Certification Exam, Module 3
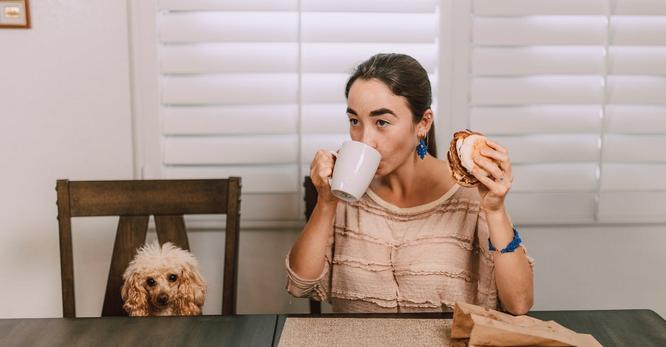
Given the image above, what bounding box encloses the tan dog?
[121,242,207,316]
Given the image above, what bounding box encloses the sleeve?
[285,230,335,303]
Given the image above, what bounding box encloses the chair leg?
[309,299,322,314]
[56,180,76,318]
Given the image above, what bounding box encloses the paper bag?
[451,302,602,347]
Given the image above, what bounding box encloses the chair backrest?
[303,176,322,314]
[55,178,242,317]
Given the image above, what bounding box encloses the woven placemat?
[277,317,454,347]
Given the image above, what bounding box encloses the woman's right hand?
[310,150,339,207]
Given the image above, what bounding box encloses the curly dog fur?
[121,242,207,316]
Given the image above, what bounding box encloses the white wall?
[0,0,134,318]
[524,225,666,317]
[0,0,664,320]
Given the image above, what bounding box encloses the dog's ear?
[121,272,150,316]
[176,260,207,315]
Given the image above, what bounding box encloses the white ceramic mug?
[328,141,381,202]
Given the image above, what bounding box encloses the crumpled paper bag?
[450,302,602,346]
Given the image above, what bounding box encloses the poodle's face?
[121,242,207,317]
[142,269,183,312]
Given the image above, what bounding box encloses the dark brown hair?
[345,53,437,157]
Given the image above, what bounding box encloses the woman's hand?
[310,150,339,207]
[471,139,513,213]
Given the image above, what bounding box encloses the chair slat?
[102,215,149,317]
[155,215,190,251]
[69,180,230,217]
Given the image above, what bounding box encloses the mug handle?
[327,150,338,187]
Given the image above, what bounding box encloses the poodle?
[121,241,207,316]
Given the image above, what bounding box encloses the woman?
[286,53,534,314]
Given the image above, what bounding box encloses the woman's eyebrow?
[346,107,397,118]
[369,108,397,118]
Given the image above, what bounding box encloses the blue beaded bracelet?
[489,228,522,254]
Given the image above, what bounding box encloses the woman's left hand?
[472,139,513,213]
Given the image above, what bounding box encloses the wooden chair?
[55,178,241,317]
[303,176,322,314]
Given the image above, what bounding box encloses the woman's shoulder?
[450,183,481,202]
[430,158,481,203]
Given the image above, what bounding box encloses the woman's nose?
[360,132,377,149]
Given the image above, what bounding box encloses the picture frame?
[0,0,30,29]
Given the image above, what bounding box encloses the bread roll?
[446,130,491,187]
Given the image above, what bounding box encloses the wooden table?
[0,314,276,347]
[1,310,665,346]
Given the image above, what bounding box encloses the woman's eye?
[376,120,390,127]
[349,118,359,126]
[168,274,178,282]
[146,278,156,287]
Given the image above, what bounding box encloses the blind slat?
[615,0,666,16]
[603,135,666,162]
[607,76,666,104]
[490,135,599,163]
[474,47,666,76]
[611,47,666,75]
[302,13,437,43]
[612,17,666,45]
[161,43,298,74]
[473,47,604,75]
[505,192,596,224]
[160,0,438,12]
[302,103,348,134]
[302,73,438,103]
[162,74,298,105]
[164,136,298,165]
[303,43,437,73]
[159,12,298,43]
[159,0,296,11]
[162,105,298,135]
[598,192,666,223]
[474,0,666,16]
[474,17,607,46]
[474,0,607,16]
[512,164,598,192]
[606,106,666,134]
[471,106,601,135]
[601,164,666,191]
[471,76,603,105]
[302,0,437,13]
[301,134,350,164]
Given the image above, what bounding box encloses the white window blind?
[145,0,439,228]
[452,0,666,224]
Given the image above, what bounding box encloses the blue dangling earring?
[416,138,427,160]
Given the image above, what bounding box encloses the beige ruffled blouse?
[285,184,534,313]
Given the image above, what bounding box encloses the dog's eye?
[146,278,156,287]
[168,274,178,282]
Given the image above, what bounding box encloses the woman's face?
[346,78,421,177]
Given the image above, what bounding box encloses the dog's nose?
[157,293,169,305]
